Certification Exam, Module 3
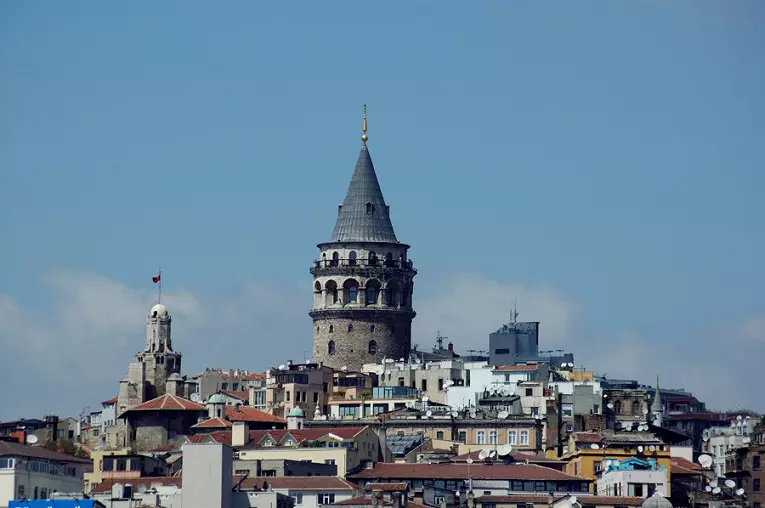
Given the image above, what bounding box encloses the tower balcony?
[310,257,416,277]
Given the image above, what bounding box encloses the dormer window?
[366,202,374,214]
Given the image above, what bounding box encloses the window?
[367,285,378,304]
[489,430,497,444]
[232,383,239,391]
[439,378,444,390]
[331,252,339,267]
[324,459,336,465]
[329,325,334,333]
[755,479,761,492]
[366,202,374,214]
[368,340,377,354]
[525,388,533,396]
[327,341,335,355]
[40,488,47,499]
[421,379,428,391]
[292,494,303,505]
[348,323,354,332]
[348,251,357,266]
[370,325,375,333]
[477,431,486,444]
[631,400,641,415]
[613,400,622,414]
[349,286,357,302]
[520,430,529,445]
[458,431,467,443]
[398,377,405,387]
[320,493,336,504]
[754,455,761,470]
[222,382,228,390]
[495,348,510,354]
[34,487,39,500]
[436,431,444,440]
[313,392,319,403]
[508,430,517,445]
[286,391,291,402]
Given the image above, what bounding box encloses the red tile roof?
[191,417,233,429]
[244,427,366,448]
[334,496,378,506]
[102,397,118,405]
[90,477,183,493]
[571,432,603,443]
[192,371,266,381]
[225,406,285,423]
[477,495,644,506]
[127,394,206,412]
[241,476,357,490]
[671,457,703,474]
[223,390,250,401]
[349,463,587,481]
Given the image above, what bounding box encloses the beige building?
[266,361,334,420]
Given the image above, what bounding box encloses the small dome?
[149,303,168,318]
[208,394,226,404]
[641,492,673,508]
[288,407,305,418]
[168,373,183,381]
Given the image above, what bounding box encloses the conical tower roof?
[329,144,399,243]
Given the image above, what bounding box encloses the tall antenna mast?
[510,299,519,325]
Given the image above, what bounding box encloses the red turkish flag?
[152,274,161,283]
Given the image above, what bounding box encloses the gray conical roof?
[329,145,399,243]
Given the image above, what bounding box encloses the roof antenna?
[510,299,519,325]
[361,104,368,144]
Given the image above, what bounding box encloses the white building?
[248,476,357,508]
[0,440,91,506]
[596,458,668,498]
[705,418,757,477]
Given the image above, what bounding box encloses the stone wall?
[313,316,411,371]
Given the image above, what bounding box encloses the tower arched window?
[366,280,381,305]
[631,400,641,415]
[349,286,358,303]
[316,326,320,333]
[331,252,339,267]
[329,325,334,333]
[368,251,377,266]
[613,400,622,415]
[348,324,354,332]
[348,251,357,266]
[370,325,375,333]
[368,340,377,354]
[328,341,336,355]
[366,202,374,214]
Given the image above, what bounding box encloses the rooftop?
[241,476,357,491]
[0,440,91,464]
[127,394,205,412]
[349,463,587,481]
[190,417,233,429]
[225,406,285,424]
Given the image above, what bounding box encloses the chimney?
[232,421,247,447]
[448,342,454,352]
[287,360,293,368]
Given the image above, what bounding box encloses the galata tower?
[309,106,417,372]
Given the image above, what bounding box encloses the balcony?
[310,258,416,276]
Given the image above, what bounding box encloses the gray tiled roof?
[329,145,399,243]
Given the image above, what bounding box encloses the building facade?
[310,112,416,372]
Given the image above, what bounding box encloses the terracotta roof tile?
[671,456,702,474]
[493,364,544,372]
[247,476,357,490]
[454,450,564,464]
[571,432,603,443]
[90,477,182,493]
[334,496,378,505]
[349,463,588,481]
[243,427,366,448]
[365,483,408,492]
[0,441,91,464]
[102,397,118,405]
[225,406,285,423]
[191,417,233,429]
[128,394,205,412]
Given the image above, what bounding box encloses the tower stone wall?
[310,125,416,372]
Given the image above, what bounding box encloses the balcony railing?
[312,258,415,270]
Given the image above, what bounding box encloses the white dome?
[149,303,169,318]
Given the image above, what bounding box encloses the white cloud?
[0,269,762,421]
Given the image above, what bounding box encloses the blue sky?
[1,2,763,419]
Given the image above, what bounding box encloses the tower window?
[368,340,377,354]
[331,252,339,267]
[348,251,357,266]
[329,325,334,333]
[328,341,336,355]
[349,286,358,303]
[370,325,375,333]
[366,202,374,214]
[348,324,354,333]
[316,326,320,333]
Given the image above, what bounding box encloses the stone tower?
[310,108,416,371]
[135,303,182,399]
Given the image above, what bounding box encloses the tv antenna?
[435,331,448,350]
[510,300,519,325]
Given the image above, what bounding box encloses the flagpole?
[158,267,162,304]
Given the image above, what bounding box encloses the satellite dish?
[498,444,513,456]
[426,410,433,417]
[698,454,713,468]
[712,487,721,495]
[26,435,38,445]
[737,415,743,421]
[422,396,429,402]
[725,480,736,488]
[709,480,718,488]
[590,443,599,449]
[637,445,644,453]
[341,366,347,371]
[704,486,712,492]
[736,488,745,496]
[607,403,614,409]
[611,459,620,468]
[466,458,474,464]
[489,450,496,458]
[278,364,285,370]
[478,449,489,460]
[450,411,458,417]
[497,410,510,419]
[649,445,656,452]
[398,358,405,362]
[570,496,577,505]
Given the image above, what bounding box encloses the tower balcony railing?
[311,258,415,270]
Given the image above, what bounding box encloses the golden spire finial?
[361,104,368,144]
